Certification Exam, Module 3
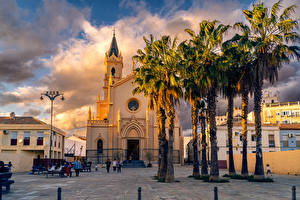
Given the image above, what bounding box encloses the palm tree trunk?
[165,104,175,182]
[157,107,167,180]
[200,110,208,176]
[207,84,219,180]
[192,104,200,177]
[254,72,264,179]
[227,90,235,175]
[241,87,249,176]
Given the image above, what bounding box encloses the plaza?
[3,166,300,200]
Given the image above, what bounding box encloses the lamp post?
[40,91,64,167]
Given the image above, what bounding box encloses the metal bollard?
[214,186,218,200]
[57,187,62,200]
[0,176,2,200]
[138,187,142,200]
[292,186,296,200]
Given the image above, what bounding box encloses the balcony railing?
[87,120,109,126]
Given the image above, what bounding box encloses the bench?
[46,166,64,178]
[82,162,92,172]
[0,172,14,193]
[46,166,73,178]
[32,166,47,175]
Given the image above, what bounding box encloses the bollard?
[138,187,142,200]
[0,176,2,200]
[292,186,296,200]
[57,187,62,200]
[214,186,218,200]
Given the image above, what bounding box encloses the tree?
[231,23,255,176]
[220,42,242,175]
[242,0,300,179]
[198,100,208,176]
[152,36,183,182]
[186,20,230,180]
[178,41,203,177]
[133,35,168,180]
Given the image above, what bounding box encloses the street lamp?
[40,91,64,167]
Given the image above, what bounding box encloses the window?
[128,99,139,111]
[268,134,275,147]
[58,135,61,148]
[111,67,115,76]
[37,131,44,145]
[251,135,256,142]
[23,131,30,145]
[97,139,103,153]
[54,132,56,147]
[10,131,17,146]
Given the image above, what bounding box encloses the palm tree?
[186,20,230,180]
[231,23,256,176]
[242,1,300,179]
[198,100,208,176]
[220,43,242,175]
[152,35,182,182]
[132,35,168,180]
[177,41,203,177]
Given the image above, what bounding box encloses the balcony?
[88,119,109,126]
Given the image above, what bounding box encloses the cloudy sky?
[0,0,299,136]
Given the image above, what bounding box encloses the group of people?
[48,159,83,177]
[105,159,122,173]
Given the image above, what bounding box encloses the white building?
[186,123,280,168]
[216,123,280,163]
[64,135,86,158]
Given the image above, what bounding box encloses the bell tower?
[103,30,123,101]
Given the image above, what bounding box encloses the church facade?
[86,33,184,164]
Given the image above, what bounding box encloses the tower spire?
[108,28,119,57]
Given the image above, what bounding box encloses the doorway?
[127,140,139,160]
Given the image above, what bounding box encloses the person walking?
[74,160,82,177]
[112,159,117,172]
[266,164,272,176]
[105,159,111,173]
[117,160,122,173]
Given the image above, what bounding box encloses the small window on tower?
[111,68,115,76]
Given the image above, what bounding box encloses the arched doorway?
[97,139,103,154]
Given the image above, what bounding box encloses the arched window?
[97,139,103,154]
[111,68,115,76]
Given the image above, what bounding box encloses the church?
[86,33,184,165]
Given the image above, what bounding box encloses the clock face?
[128,99,139,111]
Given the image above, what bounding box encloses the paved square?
[3,166,300,200]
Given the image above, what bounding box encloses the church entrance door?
[127,140,139,160]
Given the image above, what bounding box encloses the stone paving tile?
[2,166,300,200]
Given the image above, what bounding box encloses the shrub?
[248,177,274,182]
